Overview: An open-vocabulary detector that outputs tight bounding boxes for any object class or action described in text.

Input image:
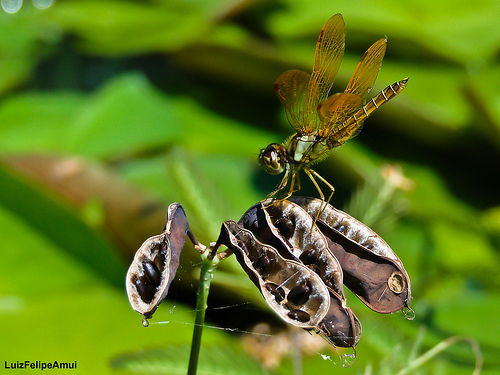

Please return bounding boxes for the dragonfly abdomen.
[328,78,408,148]
[356,78,408,123]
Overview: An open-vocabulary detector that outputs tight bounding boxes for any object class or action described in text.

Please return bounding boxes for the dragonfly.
[259,13,408,207]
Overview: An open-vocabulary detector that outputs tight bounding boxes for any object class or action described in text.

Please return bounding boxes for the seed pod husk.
[126,203,198,320]
[289,196,412,314]
[239,200,344,299]
[233,201,362,349]
[214,220,331,329]
[318,298,362,348]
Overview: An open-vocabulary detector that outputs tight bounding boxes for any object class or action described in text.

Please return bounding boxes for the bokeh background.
[1,0,499,374]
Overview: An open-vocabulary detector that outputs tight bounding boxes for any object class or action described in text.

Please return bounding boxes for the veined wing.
[274,69,311,132]
[319,37,387,139]
[344,37,387,98]
[305,13,345,133]
[317,92,361,138]
[274,14,345,134]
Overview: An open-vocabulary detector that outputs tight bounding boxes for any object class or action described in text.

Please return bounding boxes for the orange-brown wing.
[304,13,346,133]
[319,37,387,139]
[317,93,361,138]
[344,37,387,98]
[274,14,345,134]
[274,69,311,132]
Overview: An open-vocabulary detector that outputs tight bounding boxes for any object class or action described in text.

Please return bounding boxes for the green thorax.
[285,134,330,167]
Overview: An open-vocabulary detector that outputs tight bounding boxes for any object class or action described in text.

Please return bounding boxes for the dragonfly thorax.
[287,134,330,166]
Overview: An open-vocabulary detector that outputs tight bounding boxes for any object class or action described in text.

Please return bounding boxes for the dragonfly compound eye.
[259,143,286,175]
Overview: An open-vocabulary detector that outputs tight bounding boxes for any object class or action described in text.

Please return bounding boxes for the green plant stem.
[395,336,482,375]
[187,252,219,375]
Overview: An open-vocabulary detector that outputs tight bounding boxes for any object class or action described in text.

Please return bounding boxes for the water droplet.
[32,0,54,9]
[402,306,415,320]
[341,348,356,368]
[142,317,150,327]
[1,0,22,13]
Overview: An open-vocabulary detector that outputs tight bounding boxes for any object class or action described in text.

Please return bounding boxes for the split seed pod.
[289,197,412,316]
[214,204,361,349]
[126,203,202,322]
[214,220,331,330]
[240,199,344,297]
[239,200,361,347]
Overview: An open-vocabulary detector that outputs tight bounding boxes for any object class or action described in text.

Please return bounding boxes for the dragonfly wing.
[344,37,387,98]
[322,37,387,144]
[317,93,361,138]
[304,13,345,133]
[274,69,311,132]
[274,14,345,135]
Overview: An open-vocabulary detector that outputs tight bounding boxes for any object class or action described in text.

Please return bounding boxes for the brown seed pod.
[239,199,362,348]
[126,203,203,323]
[289,197,412,316]
[224,203,362,350]
[239,200,344,299]
[214,220,330,330]
[318,298,362,348]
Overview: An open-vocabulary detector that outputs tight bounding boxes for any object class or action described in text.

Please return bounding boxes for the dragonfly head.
[259,143,287,175]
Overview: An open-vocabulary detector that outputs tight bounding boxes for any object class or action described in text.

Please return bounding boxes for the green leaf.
[267,0,500,64]
[67,73,182,158]
[433,294,500,366]
[0,92,87,155]
[45,0,211,55]
[0,74,183,158]
[430,220,498,278]
[0,9,43,92]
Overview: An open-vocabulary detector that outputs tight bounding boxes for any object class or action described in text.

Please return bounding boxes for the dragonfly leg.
[265,166,291,200]
[279,171,301,201]
[273,171,301,205]
[304,168,335,227]
[265,166,302,207]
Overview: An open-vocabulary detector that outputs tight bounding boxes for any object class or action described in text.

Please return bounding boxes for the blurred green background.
[1,0,499,374]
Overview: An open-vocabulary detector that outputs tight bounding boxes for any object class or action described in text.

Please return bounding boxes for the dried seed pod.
[214,220,330,330]
[126,203,202,322]
[239,200,345,299]
[225,206,362,350]
[260,199,362,348]
[318,298,362,348]
[289,197,412,315]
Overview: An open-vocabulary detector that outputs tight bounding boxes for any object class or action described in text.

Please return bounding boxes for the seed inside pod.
[255,250,279,276]
[299,248,318,266]
[388,271,405,294]
[265,282,285,303]
[336,224,346,233]
[143,261,161,286]
[133,275,157,303]
[153,248,166,271]
[274,217,295,239]
[287,284,311,306]
[288,309,310,323]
